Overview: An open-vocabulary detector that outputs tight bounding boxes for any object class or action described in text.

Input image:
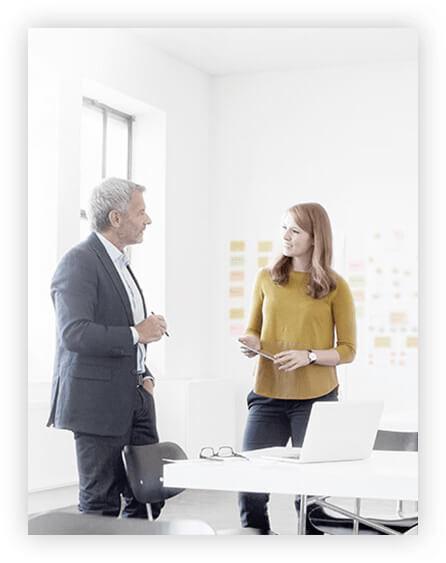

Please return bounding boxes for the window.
[80,97,134,239]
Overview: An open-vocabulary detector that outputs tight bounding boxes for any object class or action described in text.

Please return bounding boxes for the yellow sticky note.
[390,312,408,325]
[351,290,365,302]
[229,308,244,319]
[258,241,273,253]
[230,270,245,282]
[406,336,418,348]
[230,241,245,252]
[229,286,244,298]
[230,255,245,267]
[374,336,391,348]
[258,256,269,268]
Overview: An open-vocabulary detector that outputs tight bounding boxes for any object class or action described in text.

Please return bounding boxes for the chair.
[307,430,418,535]
[121,441,188,520]
[28,511,214,535]
[28,441,215,535]
[122,441,263,535]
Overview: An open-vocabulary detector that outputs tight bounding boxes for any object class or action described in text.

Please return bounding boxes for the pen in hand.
[151,311,170,337]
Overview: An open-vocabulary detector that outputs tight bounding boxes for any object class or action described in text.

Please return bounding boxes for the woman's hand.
[274,350,310,371]
[238,335,261,358]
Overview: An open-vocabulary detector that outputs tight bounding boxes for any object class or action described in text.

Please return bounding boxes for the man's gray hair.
[89,177,146,232]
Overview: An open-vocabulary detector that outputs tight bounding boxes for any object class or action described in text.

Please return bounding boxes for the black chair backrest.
[373,430,418,452]
[122,441,187,504]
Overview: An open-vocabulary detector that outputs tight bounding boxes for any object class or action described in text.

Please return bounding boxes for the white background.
[2,0,446,562]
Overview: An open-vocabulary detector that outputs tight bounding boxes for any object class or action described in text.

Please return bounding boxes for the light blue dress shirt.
[96,232,146,374]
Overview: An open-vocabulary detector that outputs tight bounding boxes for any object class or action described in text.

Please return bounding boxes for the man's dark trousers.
[74,386,164,518]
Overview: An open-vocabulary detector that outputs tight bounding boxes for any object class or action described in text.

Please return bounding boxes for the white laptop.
[250,400,384,464]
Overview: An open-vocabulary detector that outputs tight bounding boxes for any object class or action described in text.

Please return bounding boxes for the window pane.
[80,106,103,214]
[106,114,128,179]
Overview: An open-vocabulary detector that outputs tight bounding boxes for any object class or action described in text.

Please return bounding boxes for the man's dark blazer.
[47,232,148,437]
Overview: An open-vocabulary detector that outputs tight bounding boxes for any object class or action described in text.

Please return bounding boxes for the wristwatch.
[307,350,317,365]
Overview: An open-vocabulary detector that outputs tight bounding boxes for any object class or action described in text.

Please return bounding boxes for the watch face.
[309,352,317,362]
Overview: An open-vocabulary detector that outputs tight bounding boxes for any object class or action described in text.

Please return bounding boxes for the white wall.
[209,61,418,446]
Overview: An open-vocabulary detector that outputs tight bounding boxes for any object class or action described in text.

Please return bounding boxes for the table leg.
[353,498,361,534]
[297,494,307,535]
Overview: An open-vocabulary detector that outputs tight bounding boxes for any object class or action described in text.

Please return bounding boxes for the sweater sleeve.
[245,269,265,338]
[332,275,357,364]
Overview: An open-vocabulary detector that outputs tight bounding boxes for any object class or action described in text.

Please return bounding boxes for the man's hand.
[238,334,261,358]
[142,379,154,395]
[135,315,167,344]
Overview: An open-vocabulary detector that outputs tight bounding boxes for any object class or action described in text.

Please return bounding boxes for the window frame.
[80,96,135,220]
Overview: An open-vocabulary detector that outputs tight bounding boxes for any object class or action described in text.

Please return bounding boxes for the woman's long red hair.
[270,203,337,299]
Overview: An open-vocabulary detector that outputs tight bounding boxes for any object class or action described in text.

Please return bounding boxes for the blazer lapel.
[87,232,134,325]
[127,264,147,317]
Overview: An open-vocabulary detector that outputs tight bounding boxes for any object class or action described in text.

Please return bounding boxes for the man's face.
[117,190,151,247]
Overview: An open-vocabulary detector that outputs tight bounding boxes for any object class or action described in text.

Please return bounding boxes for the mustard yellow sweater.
[245,268,356,400]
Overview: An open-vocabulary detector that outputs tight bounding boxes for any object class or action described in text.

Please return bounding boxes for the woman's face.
[281,212,313,259]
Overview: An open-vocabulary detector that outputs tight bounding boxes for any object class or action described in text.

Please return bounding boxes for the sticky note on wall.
[258,241,273,253]
[374,336,391,348]
[230,270,245,282]
[229,308,244,319]
[348,275,366,288]
[348,260,365,273]
[351,290,365,302]
[230,256,245,267]
[229,287,244,298]
[390,312,408,325]
[406,336,418,348]
[258,256,269,268]
[230,241,245,252]
[229,323,245,337]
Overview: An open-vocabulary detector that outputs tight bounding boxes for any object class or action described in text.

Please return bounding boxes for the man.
[47,177,168,518]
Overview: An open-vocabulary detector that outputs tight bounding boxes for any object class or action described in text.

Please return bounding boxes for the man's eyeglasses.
[199,446,249,461]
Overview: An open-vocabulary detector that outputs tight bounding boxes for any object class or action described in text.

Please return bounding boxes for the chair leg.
[146,504,153,521]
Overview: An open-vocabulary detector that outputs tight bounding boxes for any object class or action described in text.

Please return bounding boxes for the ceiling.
[131,28,417,76]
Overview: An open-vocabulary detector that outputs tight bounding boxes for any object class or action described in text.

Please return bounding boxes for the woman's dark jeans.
[238,388,338,532]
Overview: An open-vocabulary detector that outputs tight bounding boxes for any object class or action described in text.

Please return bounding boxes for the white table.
[163,447,418,534]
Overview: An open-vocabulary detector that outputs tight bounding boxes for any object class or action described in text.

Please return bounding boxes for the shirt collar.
[96,232,129,267]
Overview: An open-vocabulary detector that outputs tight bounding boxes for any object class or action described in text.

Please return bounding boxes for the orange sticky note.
[230,270,245,282]
[390,312,408,325]
[229,286,244,298]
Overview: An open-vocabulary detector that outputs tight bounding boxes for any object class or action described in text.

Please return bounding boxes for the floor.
[53,490,417,535]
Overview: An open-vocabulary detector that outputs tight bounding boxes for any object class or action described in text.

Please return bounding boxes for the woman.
[238,202,356,533]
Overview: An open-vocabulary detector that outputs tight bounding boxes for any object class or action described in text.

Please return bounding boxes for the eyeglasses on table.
[199,446,249,461]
